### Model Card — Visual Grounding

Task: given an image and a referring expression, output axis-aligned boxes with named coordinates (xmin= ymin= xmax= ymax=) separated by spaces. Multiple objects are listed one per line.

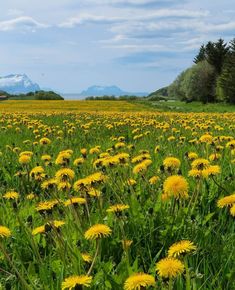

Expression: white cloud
xmin=205 ymin=21 xmax=235 ymax=32
xmin=103 ymin=43 xmax=166 ymax=52
xmin=59 ymin=14 xmax=122 ymax=28
xmin=0 ymin=16 xmax=49 ymax=32
xmin=59 ymin=9 xmax=209 ymax=28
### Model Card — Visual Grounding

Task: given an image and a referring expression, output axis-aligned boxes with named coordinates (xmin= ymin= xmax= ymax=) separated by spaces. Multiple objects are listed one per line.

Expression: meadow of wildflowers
xmin=0 ymin=101 xmax=234 ymax=290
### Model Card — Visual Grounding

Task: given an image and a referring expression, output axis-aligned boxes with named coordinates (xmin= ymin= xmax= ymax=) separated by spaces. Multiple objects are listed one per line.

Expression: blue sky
xmin=0 ymin=0 xmax=234 ymax=93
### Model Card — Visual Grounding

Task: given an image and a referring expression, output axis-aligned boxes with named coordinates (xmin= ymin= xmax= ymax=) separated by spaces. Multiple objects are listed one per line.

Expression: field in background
xmin=0 ymin=100 xmax=149 ymax=113
xmin=1 ymin=100 xmax=235 ymax=113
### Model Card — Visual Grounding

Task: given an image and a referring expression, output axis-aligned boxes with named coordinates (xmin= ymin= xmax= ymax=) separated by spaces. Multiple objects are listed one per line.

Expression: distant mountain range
xmin=0 ymin=74 xmax=40 ymax=94
xmin=0 ymin=74 xmax=148 ymax=98
xmin=80 ymin=85 xmax=148 ymax=97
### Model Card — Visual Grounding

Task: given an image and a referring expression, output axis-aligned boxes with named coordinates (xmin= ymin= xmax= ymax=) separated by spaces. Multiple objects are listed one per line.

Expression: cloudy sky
xmin=0 ymin=0 xmax=234 ymax=93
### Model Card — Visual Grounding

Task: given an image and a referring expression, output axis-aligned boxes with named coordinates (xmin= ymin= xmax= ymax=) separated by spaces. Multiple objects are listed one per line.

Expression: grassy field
xmin=139 ymin=100 xmax=235 ymax=113
xmin=0 ymin=101 xmax=234 ymax=290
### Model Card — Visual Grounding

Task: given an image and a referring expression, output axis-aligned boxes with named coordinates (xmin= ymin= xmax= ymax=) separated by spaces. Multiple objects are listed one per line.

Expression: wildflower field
xmin=0 ymin=101 xmax=234 ymax=290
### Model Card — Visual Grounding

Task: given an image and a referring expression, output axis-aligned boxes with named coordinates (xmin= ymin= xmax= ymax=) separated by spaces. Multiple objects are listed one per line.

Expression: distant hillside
xmin=80 ymin=85 xmax=148 ymax=97
xmin=0 ymin=74 xmax=40 ymax=94
xmin=148 ymin=86 xmax=169 ymax=100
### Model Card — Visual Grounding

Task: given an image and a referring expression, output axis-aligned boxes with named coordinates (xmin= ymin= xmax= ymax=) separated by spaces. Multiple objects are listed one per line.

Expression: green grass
xmin=137 ymin=100 xmax=235 ymax=113
xmin=0 ymin=108 xmax=234 ymax=290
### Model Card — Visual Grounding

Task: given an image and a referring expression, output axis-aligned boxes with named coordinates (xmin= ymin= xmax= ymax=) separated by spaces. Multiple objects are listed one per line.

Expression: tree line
xmin=168 ymin=38 xmax=235 ymax=104
xmin=0 ymin=90 xmax=64 ymax=100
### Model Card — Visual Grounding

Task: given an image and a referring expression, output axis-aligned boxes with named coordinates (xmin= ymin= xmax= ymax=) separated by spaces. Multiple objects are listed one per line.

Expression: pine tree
xmin=216 ymin=39 xmax=235 ymax=103
xmin=205 ymin=39 xmax=229 ymax=74
xmin=194 ymin=45 xmax=206 ymax=63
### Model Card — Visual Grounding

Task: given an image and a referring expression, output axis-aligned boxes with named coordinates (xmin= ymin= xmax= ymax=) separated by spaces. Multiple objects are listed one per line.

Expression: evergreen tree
xmin=216 ymin=38 xmax=235 ymax=104
xmin=194 ymin=39 xmax=229 ymax=74
xmin=194 ymin=45 xmax=206 ymax=63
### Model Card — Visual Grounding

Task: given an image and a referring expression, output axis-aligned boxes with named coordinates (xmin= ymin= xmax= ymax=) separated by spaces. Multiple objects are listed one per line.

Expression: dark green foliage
xmin=206 ymin=39 xmax=229 ymax=74
xmin=168 ymin=69 xmax=191 ymax=101
xmin=183 ymin=61 xmax=216 ymax=103
xmin=167 ymin=38 xmax=235 ymax=104
xmin=148 ymin=86 xmax=169 ymax=100
xmin=194 ymin=44 xmax=206 ymax=63
xmin=8 ymin=90 xmax=64 ymax=100
xmin=216 ymin=39 xmax=235 ymax=104
xmin=194 ymin=39 xmax=229 ymax=74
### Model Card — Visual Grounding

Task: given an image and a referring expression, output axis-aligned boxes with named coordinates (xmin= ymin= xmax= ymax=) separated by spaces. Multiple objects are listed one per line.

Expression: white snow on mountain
xmin=0 ymin=74 xmax=40 ymax=94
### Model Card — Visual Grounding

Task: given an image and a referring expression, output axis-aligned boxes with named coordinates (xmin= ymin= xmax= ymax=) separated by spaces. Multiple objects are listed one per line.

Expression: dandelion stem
xmin=87 ymin=240 xmax=100 ymax=276
xmin=184 ymin=257 xmax=191 ymax=290
xmin=211 ymin=176 xmax=229 ymax=194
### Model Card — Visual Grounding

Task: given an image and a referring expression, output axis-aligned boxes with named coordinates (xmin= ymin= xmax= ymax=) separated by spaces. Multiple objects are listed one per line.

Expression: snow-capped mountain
xmin=0 ymin=74 xmax=40 ymax=94
xmin=80 ymin=85 xmax=147 ymax=97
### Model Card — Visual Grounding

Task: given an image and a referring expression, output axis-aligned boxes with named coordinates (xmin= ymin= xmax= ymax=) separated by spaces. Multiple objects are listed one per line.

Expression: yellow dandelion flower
xmin=114 ymin=142 xmax=125 ymax=149
xmin=163 ymin=175 xmax=189 ymax=200
xmin=163 ymin=157 xmax=181 ymax=170
xmin=32 ymin=220 xmax=65 ymax=235
xmin=230 ymin=204 xmax=235 ymax=216
xmin=81 ymin=253 xmax=92 ymax=263
xmin=89 ymin=147 xmax=100 ymax=154
xmin=19 ymin=151 xmax=33 ymax=157
xmin=149 ymin=176 xmax=159 ymax=185
xmin=122 ymin=239 xmax=133 ymax=250
xmin=26 ymin=193 xmax=36 ymax=200
xmin=154 ymin=145 xmax=160 ymax=153
xmin=188 ymin=169 xmax=203 ymax=178
xmin=156 ymin=257 xmax=184 ymax=278
xmin=32 ymin=225 xmax=45 ymax=236
xmin=199 ymin=134 xmax=213 ymax=143
xmin=80 ymin=148 xmax=87 ymax=157
xmin=217 ymin=193 xmax=235 ymax=208
xmin=84 ymin=224 xmax=112 ymax=240
xmin=226 ymin=140 xmax=235 ymax=149
xmin=106 ymin=204 xmax=130 ymax=213
xmin=191 ymin=158 xmax=210 ymax=170
xmin=187 ymin=152 xmax=198 ymax=161
xmin=131 ymin=153 xmax=151 ymax=164
xmin=168 ymin=240 xmax=196 ymax=257
xmin=55 ymin=168 xmax=75 ymax=182
xmin=0 ymin=226 xmax=11 ymax=238
xmin=202 ymin=165 xmax=221 ymax=178
xmin=73 ymin=158 xmax=85 ymax=166
xmin=55 ymin=151 xmax=72 ymax=165
xmin=19 ymin=154 xmax=31 ymax=164
xmin=64 ymin=197 xmax=86 ymax=206
xmin=127 ymin=179 xmax=136 ymax=186
xmin=74 ymin=172 xmax=107 ymax=191
xmin=124 ymin=273 xmax=155 ymax=290
xmin=41 ymin=178 xmax=58 ymax=190
xmin=41 ymin=154 xmax=51 ymax=162
xmin=57 ymin=181 xmax=71 ymax=191
xmin=133 ymin=159 xmax=152 ymax=175
xmin=62 ymin=275 xmax=92 ymax=290
xmin=3 ymin=191 xmax=19 ymax=200
xmin=87 ymin=188 xmax=101 ymax=197
xmin=36 ymin=200 xmax=58 ymax=212
xmin=39 ymin=137 xmax=51 ymax=145
xmin=209 ymin=153 xmax=221 ymax=161
xmin=30 ymin=166 xmax=45 ymax=181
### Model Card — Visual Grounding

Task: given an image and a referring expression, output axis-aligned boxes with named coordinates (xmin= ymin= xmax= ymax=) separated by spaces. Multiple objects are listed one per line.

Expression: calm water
xmin=61 ymin=94 xmax=85 ymax=100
